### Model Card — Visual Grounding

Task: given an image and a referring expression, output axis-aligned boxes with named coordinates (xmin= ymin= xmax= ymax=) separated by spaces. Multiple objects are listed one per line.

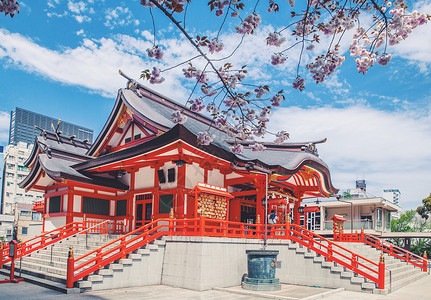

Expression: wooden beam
xmin=225 ymin=176 xmax=254 ymax=186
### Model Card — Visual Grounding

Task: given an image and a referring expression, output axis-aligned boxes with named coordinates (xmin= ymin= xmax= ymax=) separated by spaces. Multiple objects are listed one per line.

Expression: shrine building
xmin=21 ymin=71 xmax=338 ymax=233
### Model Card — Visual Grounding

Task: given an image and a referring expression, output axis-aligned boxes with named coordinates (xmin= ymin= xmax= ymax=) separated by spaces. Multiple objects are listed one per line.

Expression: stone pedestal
xmin=243 ymin=250 xmax=281 ymax=291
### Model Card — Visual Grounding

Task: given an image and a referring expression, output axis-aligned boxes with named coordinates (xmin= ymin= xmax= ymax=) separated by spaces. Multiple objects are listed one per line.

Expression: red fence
xmin=336 ymin=231 xmax=427 ymax=272
xmin=0 ymin=219 xmax=126 ymax=268
xmin=66 ymin=217 xmax=386 ymax=289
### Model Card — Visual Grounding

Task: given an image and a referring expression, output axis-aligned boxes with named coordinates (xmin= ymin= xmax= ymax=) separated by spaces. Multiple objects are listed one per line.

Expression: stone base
xmin=242 ymin=277 xmax=282 ymax=291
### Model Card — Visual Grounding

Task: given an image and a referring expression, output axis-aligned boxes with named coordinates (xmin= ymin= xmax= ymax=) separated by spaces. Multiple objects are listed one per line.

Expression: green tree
xmin=390 ymin=209 xmax=431 ymax=256
xmin=417 ymin=193 xmax=431 ymax=220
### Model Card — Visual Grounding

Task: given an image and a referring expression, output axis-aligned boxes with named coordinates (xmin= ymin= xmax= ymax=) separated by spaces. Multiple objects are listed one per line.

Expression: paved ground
xmin=0 ymin=273 xmax=431 ymax=300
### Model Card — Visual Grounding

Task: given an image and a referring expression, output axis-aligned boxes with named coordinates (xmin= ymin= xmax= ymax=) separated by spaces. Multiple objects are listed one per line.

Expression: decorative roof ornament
xmin=301 ymin=142 xmax=319 ymax=156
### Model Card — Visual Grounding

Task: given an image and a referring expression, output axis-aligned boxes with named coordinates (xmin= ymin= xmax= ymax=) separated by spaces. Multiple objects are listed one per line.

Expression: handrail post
xmin=360 ymin=227 xmax=364 ymax=242
xmin=200 ymin=215 xmax=205 ymax=236
xmin=352 ymin=254 xmax=357 ymax=271
xmin=66 ymin=247 xmax=75 ymax=288
xmin=378 ymin=253 xmax=385 ymax=290
xmin=169 ymin=214 xmax=174 ymax=236
xmin=423 ymin=251 xmax=427 ymax=272
xmin=223 ymin=221 xmax=227 ymax=237
xmin=328 ymin=244 xmax=332 ymax=262
xmin=0 ymin=241 xmax=3 ymax=268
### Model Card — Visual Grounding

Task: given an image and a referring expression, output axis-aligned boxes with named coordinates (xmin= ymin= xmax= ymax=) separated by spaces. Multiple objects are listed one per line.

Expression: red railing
xmin=83 ymin=219 xmax=126 ymax=234
xmin=0 ymin=219 xmax=127 ymax=268
xmin=32 ymin=200 xmax=44 ymax=213
xmin=336 ymin=231 xmax=427 ymax=272
xmin=66 ymin=217 xmax=385 ymax=289
xmin=1 ymin=222 xmax=85 ymax=268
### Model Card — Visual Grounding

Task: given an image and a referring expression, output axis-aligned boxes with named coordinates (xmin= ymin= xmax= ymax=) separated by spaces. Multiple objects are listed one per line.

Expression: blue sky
xmin=0 ymin=0 xmax=430 ymax=210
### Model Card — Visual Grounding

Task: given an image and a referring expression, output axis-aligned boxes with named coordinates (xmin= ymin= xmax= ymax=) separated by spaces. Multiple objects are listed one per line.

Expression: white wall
xmin=186 ymin=163 xmax=204 ymax=189
xmin=73 ymin=195 xmax=82 ymax=213
xmin=207 ymin=169 xmax=223 ymax=187
xmin=135 ymin=167 xmax=154 ymax=189
xmin=44 ymin=217 xmax=66 ymax=231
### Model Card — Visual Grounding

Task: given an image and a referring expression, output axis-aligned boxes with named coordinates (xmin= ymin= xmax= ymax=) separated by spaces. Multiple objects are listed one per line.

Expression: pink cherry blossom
xmin=171 ymin=110 xmax=187 ymax=124
xmin=197 ymin=131 xmax=215 ymax=145
xmin=250 ymin=143 xmax=266 ymax=152
xmin=146 ymin=46 xmax=163 ymax=60
xmin=230 ymin=143 xmax=244 ymax=154
xmin=292 ymin=77 xmax=305 ymax=91
xmin=271 ymin=53 xmax=287 ymax=66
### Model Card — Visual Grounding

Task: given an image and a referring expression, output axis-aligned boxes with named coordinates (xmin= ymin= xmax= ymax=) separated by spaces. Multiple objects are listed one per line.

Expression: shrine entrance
xmin=135 ymin=193 xmax=153 ymax=228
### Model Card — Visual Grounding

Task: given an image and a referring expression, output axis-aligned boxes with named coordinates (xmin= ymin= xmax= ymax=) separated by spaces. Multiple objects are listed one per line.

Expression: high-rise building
xmin=356 ymin=180 xmax=366 ymax=192
xmin=1 ymin=142 xmax=44 ymax=214
xmin=1 ymin=107 xmax=94 ymax=216
xmin=383 ymin=189 xmax=401 ymax=207
xmin=9 ymin=107 xmax=93 ymax=145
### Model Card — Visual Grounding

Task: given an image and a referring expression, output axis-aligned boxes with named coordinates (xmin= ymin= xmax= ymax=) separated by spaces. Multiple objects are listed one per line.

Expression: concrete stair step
xmin=109 ymin=263 xmax=124 ymax=271
xmin=390 ymin=272 xmax=428 ymax=291
xmin=28 ymin=252 xmax=97 ymax=263
xmin=361 ymin=282 xmax=376 ymax=290
xmin=391 ymin=268 xmax=425 ymax=282
xmin=21 ymin=256 xmax=67 ymax=269
xmin=96 ymin=268 xmax=114 ymax=276
xmin=1 ymin=262 xmax=66 ymax=284
xmin=0 ymin=268 xmax=79 ymax=294
xmin=145 ymin=244 xmax=159 ymax=251
xmin=137 ymin=248 xmax=151 ymax=255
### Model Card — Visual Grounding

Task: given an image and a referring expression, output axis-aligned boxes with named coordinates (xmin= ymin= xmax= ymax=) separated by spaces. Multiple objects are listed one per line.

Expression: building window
xmin=20 ymin=210 xmax=31 ymax=217
xmin=134 ymin=133 xmax=141 ymax=140
xmin=17 ymin=166 xmax=28 ymax=172
xmin=167 ymin=168 xmax=175 ymax=183
xmin=376 ymin=208 xmax=382 ymax=229
xmin=32 ymin=212 xmax=42 ymax=221
xmin=116 ymin=200 xmax=127 ymax=216
xmin=49 ymin=196 xmax=61 ymax=213
xmin=386 ymin=211 xmax=391 ymax=230
xmin=136 ymin=194 xmax=153 ymax=201
xmin=83 ymin=197 xmax=110 ymax=216
xmin=21 ymin=227 xmax=28 ymax=235
xmin=159 ymin=194 xmax=173 ymax=214
xmin=125 ymin=137 xmax=132 ymax=143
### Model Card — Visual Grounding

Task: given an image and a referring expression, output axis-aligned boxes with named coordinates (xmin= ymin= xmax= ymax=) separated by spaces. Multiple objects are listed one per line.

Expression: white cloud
xmin=75 ymin=15 xmax=91 ymax=23
xmin=391 ymin=1 xmax=431 ymax=68
xmin=0 ymin=111 xmax=10 ymax=144
xmin=67 ymin=1 xmax=86 ymax=14
xmin=269 ymin=106 xmax=431 ymax=210
xmin=0 ymin=29 xmax=194 ymax=100
xmin=104 ymin=7 xmax=139 ymax=29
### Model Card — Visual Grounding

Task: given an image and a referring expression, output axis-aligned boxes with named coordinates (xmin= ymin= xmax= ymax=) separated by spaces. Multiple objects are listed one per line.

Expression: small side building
xmin=300 ymin=186 xmax=400 ymax=236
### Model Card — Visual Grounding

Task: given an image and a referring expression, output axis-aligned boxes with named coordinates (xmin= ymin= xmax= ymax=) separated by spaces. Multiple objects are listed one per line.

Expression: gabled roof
xmin=19 ymin=131 xmax=128 ymax=191
xmin=22 ymin=72 xmax=338 ymax=197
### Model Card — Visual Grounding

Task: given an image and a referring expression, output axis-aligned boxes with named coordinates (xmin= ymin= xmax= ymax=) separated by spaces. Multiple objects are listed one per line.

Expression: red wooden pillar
xmin=204 ymin=168 xmax=208 ymax=184
xmin=128 ymin=169 xmax=136 ymax=232
xmin=66 ymin=247 xmax=75 ymax=288
xmin=378 ymin=253 xmax=385 ymax=289
xmin=176 ymin=164 xmax=186 ymax=218
xmin=255 ymin=179 xmax=265 ymax=224
xmin=153 ymin=164 xmax=160 ymax=219
xmin=66 ymin=188 xmax=74 ymax=225
xmin=293 ymin=200 xmax=301 ymax=226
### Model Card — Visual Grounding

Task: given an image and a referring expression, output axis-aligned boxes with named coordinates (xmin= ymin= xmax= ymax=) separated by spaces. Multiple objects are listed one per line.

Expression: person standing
xmin=268 ymin=210 xmax=277 ymax=235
